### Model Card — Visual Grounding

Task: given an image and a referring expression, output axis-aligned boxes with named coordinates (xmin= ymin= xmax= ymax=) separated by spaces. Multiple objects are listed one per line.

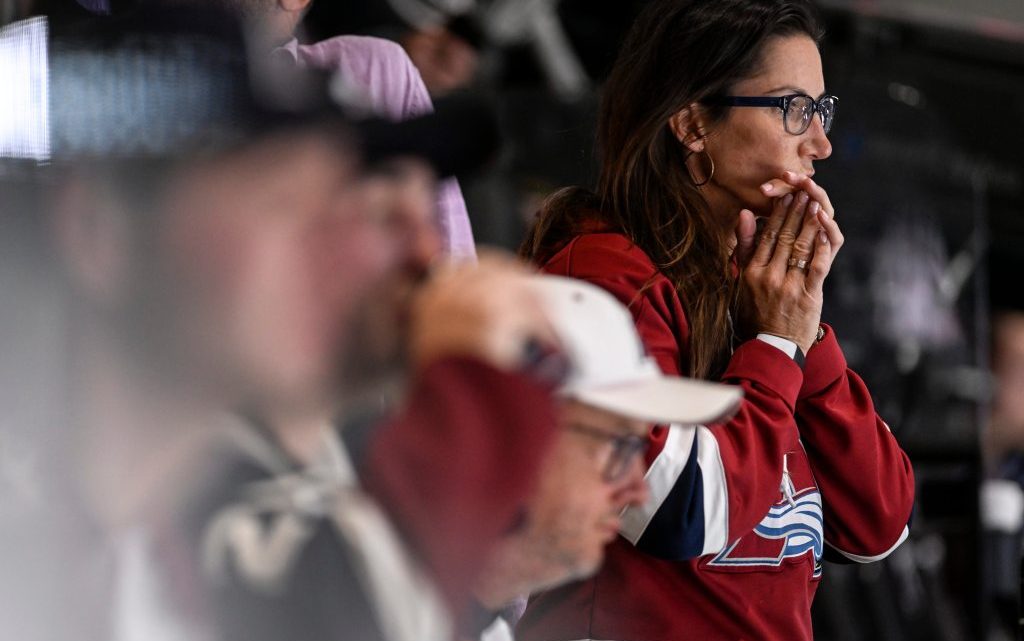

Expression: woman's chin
xmin=704 ymin=183 xmax=771 ymax=219
xmin=741 ymin=195 xmax=770 ymax=218
xmin=742 ymin=193 xmax=774 ymax=218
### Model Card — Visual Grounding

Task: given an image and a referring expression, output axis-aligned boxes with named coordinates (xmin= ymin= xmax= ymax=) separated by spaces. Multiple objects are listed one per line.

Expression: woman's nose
xmin=801 ymin=115 xmax=832 ymax=162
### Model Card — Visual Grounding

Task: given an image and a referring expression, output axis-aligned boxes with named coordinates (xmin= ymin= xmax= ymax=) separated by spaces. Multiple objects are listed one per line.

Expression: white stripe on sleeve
xmin=617 ymin=424 xmax=730 ymax=557
xmin=696 ymin=425 xmax=729 ymax=555
xmin=826 ymin=525 xmax=910 ymax=563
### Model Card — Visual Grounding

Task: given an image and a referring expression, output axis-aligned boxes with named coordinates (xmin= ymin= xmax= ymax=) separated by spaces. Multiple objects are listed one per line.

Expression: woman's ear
xmin=669 ymin=104 xmax=709 ymax=153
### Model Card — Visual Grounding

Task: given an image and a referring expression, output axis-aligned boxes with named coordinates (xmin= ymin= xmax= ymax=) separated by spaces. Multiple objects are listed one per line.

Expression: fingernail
xmin=808 ymin=201 xmax=820 ymax=215
xmin=819 ymin=231 xmax=828 ymax=244
xmin=784 ymin=170 xmax=796 ymax=179
xmin=782 ymin=193 xmax=793 ymax=206
xmin=761 ymin=183 xmax=773 ymax=194
xmin=797 ymin=191 xmax=809 ymax=204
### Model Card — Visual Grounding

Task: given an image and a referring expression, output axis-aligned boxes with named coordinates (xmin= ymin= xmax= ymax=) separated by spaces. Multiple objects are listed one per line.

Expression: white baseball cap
xmin=527 ymin=275 xmax=742 ymax=426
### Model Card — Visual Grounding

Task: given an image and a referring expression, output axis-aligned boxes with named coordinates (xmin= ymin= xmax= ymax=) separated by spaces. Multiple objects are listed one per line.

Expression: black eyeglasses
xmin=706 ymin=93 xmax=838 ymax=135
xmin=568 ymin=423 xmax=648 ymax=482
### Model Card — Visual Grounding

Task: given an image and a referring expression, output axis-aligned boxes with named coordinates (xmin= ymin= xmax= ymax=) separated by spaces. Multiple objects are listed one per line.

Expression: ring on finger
xmin=787 ymin=257 xmax=809 ymax=270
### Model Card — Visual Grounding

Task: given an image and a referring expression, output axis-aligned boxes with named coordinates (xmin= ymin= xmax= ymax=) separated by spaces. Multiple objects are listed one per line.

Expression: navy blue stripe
xmin=636 ymin=430 xmax=706 ymax=560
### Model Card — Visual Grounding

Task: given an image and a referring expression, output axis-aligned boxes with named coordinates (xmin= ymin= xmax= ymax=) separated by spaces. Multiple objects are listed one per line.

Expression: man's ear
xmin=52 ymin=175 xmax=133 ymax=308
xmin=668 ymin=104 xmax=710 ymax=153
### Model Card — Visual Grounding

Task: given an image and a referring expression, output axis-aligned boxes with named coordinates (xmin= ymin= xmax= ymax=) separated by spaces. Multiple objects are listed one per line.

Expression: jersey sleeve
xmin=541 ymin=234 xmax=804 ymax=560
xmin=795 ymin=325 xmax=915 ymax=562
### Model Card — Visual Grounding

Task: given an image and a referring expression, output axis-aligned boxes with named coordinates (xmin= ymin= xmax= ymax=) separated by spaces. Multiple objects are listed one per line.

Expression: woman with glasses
xmin=515 ymin=1 xmax=915 ymax=640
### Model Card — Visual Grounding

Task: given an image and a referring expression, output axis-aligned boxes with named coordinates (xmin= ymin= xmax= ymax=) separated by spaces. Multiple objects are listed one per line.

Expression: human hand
xmin=403 ymin=27 xmax=479 ymax=96
xmin=737 ymin=191 xmax=833 ymax=354
xmin=759 ymin=171 xmax=834 ymax=216
xmin=728 ymin=208 xmax=758 ymax=268
xmin=759 ymin=171 xmax=843 ymax=264
xmin=407 ymin=251 xmax=561 ymax=373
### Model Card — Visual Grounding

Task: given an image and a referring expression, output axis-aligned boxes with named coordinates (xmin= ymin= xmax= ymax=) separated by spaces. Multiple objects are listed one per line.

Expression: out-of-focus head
xmin=336 ymin=98 xmax=500 ymax=392
xmin=391 ymin=3 xmax=484 ymax=96
xmin=335 ymin=156 xmax=443 ymax=394
xmin=120 ymin=129 xmax=394 ymax=409
xmin=994 ymin=312 xmax=1024 ymax=417
xmin=508 ymin=399 xmax=651 ymax=586
xmin=11 ymin=7 xmax=382 ymax=408
xmin=988 ymin=312 xmax=1024 ymax=457
xmin=401 ymin=15 xmax=482 ymax=97
xmin=1 ymin=7 xmax=499 ymax=410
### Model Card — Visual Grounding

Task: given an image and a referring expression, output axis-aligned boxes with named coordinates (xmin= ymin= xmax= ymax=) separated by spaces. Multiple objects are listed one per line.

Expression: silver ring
xmin=787 ymin=257 xmax=809 ymax=270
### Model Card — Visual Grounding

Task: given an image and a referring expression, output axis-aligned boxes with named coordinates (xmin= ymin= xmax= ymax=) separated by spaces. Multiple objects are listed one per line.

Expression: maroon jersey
xmin=518 ymin=231 xmax=914 ymax=641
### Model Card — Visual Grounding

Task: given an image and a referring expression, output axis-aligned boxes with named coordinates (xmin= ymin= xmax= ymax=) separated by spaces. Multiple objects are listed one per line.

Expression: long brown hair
xmin=522 ymin=0 xmax=823 ymax=379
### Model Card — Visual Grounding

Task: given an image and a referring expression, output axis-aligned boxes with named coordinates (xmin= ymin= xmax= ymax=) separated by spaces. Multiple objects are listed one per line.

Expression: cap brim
xmin=570 ymin=377 xmax=743 ymax=426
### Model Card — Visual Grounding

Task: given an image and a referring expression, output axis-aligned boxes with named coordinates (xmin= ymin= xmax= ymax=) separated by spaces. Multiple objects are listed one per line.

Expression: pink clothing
xmin=280 ymin=36 xmax=477 ymax=261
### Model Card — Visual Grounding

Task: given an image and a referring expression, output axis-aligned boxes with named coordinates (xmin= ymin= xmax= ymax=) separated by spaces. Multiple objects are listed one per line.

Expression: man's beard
xmin=337 ymin=283 xmax=411 ymax=398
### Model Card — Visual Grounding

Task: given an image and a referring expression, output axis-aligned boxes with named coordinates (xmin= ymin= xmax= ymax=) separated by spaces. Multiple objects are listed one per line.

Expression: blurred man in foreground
xmin=0 ymin=8 xmax=554 ymax=640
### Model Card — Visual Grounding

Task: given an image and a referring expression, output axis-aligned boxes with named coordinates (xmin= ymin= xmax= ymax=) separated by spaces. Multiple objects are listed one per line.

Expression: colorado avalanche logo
xmin=707 ymin=488 xmax=824 ymax=578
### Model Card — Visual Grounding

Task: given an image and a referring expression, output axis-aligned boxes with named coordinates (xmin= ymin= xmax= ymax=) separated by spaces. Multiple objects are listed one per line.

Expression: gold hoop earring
xmin=688 ymin=149 xmax=715 ymax=187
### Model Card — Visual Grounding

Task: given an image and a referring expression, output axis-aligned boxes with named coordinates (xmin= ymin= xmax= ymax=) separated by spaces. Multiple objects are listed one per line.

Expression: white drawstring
xmin=780 ymin=453 xmax=797 ymax=507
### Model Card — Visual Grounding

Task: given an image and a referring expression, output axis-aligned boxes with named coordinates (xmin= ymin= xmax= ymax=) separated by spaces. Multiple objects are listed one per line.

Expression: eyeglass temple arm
xmin=705 ymin=96 xmax=787 ymax=108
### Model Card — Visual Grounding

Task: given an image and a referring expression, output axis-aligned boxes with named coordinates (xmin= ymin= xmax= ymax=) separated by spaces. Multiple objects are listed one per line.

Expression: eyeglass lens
xmin=604 ymin=437 xmax=648 ymax=482
xmin=785 ymin=95 xmax=834 ymax=135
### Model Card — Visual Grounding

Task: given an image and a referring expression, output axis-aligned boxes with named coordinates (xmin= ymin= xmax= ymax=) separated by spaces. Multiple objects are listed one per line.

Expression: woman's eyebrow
xmin=763 ymin=84 xmax=808 ymax=95
xmin=761 ymin=85 xmax=830 ymax=100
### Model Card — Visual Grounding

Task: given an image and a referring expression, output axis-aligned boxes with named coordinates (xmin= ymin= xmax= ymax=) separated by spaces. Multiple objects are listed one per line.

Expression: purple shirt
xmin=280 ymin=36 xmax=477 ymax=261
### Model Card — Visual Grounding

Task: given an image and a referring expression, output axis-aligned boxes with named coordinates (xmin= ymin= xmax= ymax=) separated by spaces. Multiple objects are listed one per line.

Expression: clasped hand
xmin=729 ymin=172 xmax=845 ymax=355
